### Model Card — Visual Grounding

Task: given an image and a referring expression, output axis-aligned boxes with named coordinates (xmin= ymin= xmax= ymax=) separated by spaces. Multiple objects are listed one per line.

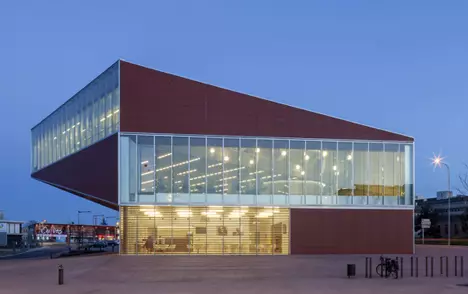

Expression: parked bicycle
xmin=376 ymin=256 xmax=399 ymax=279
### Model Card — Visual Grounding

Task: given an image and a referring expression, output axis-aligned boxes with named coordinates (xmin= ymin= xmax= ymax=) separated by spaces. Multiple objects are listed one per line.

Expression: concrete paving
xmin=0 ymin=245 xmax=467 ymax=293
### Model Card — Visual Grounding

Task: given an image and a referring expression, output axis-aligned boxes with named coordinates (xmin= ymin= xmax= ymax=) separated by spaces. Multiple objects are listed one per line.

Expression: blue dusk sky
xmin=1 ymin=1 xmax=467 ymax=223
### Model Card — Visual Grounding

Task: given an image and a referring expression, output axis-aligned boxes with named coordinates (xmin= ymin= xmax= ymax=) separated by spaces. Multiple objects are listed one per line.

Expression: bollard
xmin=381 ymin=258 xmax=384 ymax=278
xmin=400 ymin=257 xmax=404 ymax=278
xmin=431 ymin=257 xmax=434 ymax=277
xmin=455 ymin=256 xmax=458 ymax=277
xmin=460 ymin=256 xmax=463 ymax=277
xmin=365 ymin=257 xmax=372 ymax=278
xmin=58 ymin=264 xmax=64 ymax=285
xmin=411 ymin=256 xmax=413 ymax=277
xmin=425 ymin=256 xmax=429 ymax=277
xmin=461 ymin=256 xmax=464 ymax=277
xmin=347 ymin=264 xmax=356 ymax=278
xmin=416 ymin=257 xmax=419 ymax=277
xmin=446 ymin=256 xmax=449 ymax=277
xmin=440 ymin=256 xmax=443 ymax=276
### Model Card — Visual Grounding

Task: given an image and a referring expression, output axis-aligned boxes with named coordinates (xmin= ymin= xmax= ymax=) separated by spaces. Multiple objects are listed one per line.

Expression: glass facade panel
xmin=353 ymin=143 xmax=369 ymax=205
xmin=172 ymin=137 xmax=189 ymax=202
xmin=257 ymin=140 xmax=273 ymax=204
xmin=138 ymin=136 xmax=155 ymax=200
xmin=207 ymin=138 xmax=223 ymax=203
xmin=369 ymin=143 xmax=384 ymax=205
xmin=322 ymin=142 xmax=338 ymax=204
xmin=31 ymin=61 xmax=119 ymax=172
xmin=289 ymin=140 xmax=305 ymax=205
xmin=305 ymin=141 xmax=321 ymax=205
xmin=154 ymin=136 xmax=172 ymax=200
xmin=337 ymin=142 xmax=353 ymax=205
xmin=189 ymin=137 xmax=206 ymax=201
xmin=120 ymin=205 xmax=289 ymax=255
xmin=223 ymin=138 xmax=240 ymax=202
xmin=402 ymin=144 xmax=414 ymax=205
xmin=240 ymin=139 xmax=256 ymax=204
xmin=119 ymin=134 xmax=414 ymax=208
xmin=383 ymin=143 xmax=399 ymax=206
xmin=273 ymin=140 xmax=288 ymax=205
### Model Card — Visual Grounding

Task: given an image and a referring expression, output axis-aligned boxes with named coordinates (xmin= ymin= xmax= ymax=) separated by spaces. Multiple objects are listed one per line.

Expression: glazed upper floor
xmin=31 ymin=60 xmax=413 ymax=173
xmin=120 ymin=133 xmax=414 ymax=207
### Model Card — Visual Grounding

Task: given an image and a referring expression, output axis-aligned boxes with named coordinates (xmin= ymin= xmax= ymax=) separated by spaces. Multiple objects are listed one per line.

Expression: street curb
xmin=0 ymin=248 xmax=43 ymax=259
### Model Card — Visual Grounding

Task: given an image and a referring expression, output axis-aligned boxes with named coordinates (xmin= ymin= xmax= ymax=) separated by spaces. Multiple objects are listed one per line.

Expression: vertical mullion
xmin=238 ymin=137 xmax=241 ymax=206
xmin=255 ymin=139 xmax=258 ymax=206
xmin=170 ymin=136 xmax=173 ymax=201
xmin=271 ymin=141 xmax=274 ymax=206
xmin=319 ymin=141 xmax=323 ymax=205
xmin=366 ymin=143 xmax=370 ymax=205
xmin=205 ymin=137 xmax=207 ymax=201
xmin=351 ymin=142 xmax=355 ymax=205
xmin=272 ymin=140 xmax=275 ymax=206
xmin=188 ymin=136 xmax=191 ymax=205
xmin=221 ymin=138 xmax=224 ymax=255
xmin=153 ymin=136 xmax=156 ymax=203
xmin=287 ymin=140 xmax=290 ymax=206
xmin=336 ymin=142 xmax=338 ymax=205
xmin=135 ymin=136 xmax=139 ymax=203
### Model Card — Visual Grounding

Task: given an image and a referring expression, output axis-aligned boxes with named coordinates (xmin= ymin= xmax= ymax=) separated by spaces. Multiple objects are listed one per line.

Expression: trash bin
xmin=347 ymin=264 xmax=356 ymax=278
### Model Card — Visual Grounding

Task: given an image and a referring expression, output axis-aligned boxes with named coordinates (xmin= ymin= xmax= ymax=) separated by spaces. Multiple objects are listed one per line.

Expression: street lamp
xmin=77 ymin=210 xmax=92 ymax=225
xmin=77 ymin=211 xmax=91 ymax=248
xmin=92 ymin=214 xmax=105 ymax=226
xmin=432 ymin=155 xmax=451 ymax=245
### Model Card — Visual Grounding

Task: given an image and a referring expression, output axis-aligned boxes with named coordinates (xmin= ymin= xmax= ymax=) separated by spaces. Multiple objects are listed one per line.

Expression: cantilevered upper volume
xmin=119 ymin=60 xmax=413 ymax=142
xmin=31 ymin=60 xmax=413 ymax=210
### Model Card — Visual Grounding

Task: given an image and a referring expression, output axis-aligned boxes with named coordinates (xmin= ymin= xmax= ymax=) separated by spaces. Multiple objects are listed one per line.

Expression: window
xmin=224 ymin=138 xmax=240 ymax=199
xmin=154 ymin=136 xmax=172 ymax=197
xmin=172 ymin=137 xmax=189 ymax=199
xmin=289 ymin=140 xmax=305 ymax=204
xmin=257 ymin=140 xmax=273 ymax=203
xmin=305 ymin=141 xmax=321 ymax=204
xmin=369 ymin=143 xmax=384 ymax=205
xmin=337 ymin=142 xmax=353 ymax=205
xmin=322 ymin=142 xmax=338 ymax=204
xmin=138 ymin=136 xmax=154 ymax=195
xmin=273 ymin=140 xmax=288 ymax=205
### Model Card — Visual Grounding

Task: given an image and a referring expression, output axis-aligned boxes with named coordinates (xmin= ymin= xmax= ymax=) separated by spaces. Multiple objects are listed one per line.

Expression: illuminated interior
xmin=31 ymin=62 xmax=120 ymax=172
xmin=120 ymin=134 xmax=414 ymax=206
xmin=120 ymin=206 xmax=290 ymax=255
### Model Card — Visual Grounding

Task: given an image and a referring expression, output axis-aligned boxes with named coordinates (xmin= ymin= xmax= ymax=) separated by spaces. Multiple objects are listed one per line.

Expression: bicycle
xmin=376 ymin=256 xmax=399 ymax=279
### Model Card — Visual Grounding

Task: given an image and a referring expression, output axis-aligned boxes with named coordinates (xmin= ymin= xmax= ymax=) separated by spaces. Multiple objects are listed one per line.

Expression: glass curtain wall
xmin=119 ymin=134 xmax=414 ymax=206
xmin=31 ymin=62 xmax=120 ymax=172
xmin=120 ymin=206 xmax=290 ymax=255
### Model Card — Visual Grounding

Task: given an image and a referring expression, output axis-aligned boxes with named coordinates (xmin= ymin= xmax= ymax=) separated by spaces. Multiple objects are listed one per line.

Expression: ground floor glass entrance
xmin=120 ymin=206 xmax=290 ymax=255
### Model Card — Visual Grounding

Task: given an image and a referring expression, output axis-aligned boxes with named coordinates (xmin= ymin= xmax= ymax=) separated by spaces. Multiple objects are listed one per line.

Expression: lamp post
xmin=92 ymin=214 xmax=105 ymax=226
xmin=77 ymin=211 xmax=91 ymax=248
xmin=432 ymin=155 xmax=451 ymax=245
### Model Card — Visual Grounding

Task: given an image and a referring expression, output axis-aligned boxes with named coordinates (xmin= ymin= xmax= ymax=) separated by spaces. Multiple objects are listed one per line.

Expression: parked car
xmin=106 ymin=240 xmax=119 ymax=246
xmin=83 ymin=241 xmax=107 ymax=250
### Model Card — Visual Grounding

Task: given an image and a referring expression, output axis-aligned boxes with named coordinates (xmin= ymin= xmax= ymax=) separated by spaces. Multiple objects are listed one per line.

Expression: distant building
xmin=0 ymin=219 xmax=24 ymax=248
xmin=25 ymin=222 xmax=117 ymax=244
xmin=415 ymin=193 xmax=468 ymax=237
xmin=437 ymin=191 xmax=453 ymax=200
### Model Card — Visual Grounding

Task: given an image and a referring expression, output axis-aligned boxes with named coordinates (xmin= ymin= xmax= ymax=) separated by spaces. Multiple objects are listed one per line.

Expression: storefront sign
xmin=0 ymin=223 xmax=6 ymax=232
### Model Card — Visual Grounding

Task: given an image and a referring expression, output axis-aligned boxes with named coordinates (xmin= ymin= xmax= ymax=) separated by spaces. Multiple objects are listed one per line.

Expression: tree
xmin=100 ymin=217 xmax=108 ymax=226
xmin=457 ymin=163 xmax=468 ymax=195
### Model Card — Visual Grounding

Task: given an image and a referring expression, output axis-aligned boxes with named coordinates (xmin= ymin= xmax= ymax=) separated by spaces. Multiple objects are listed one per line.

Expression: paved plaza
xmin=0 ymin=245 xmax=467 ymax=294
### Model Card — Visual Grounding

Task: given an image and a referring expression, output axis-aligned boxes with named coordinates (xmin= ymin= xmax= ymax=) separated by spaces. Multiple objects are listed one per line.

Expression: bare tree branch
xmin=457 ymin=162 xmax=468 ymax=195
